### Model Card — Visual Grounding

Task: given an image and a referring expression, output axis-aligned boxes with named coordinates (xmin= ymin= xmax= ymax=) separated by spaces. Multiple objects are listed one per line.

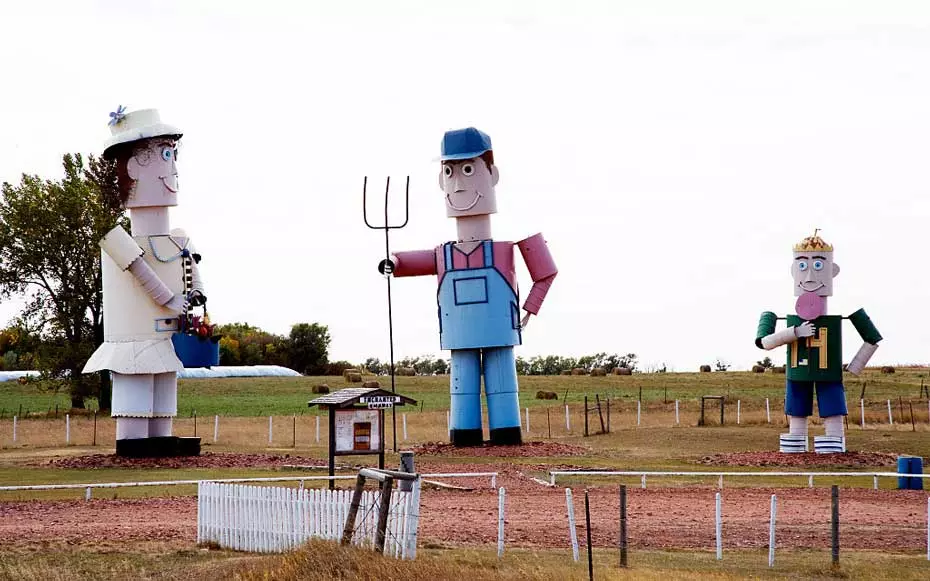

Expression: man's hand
xmin=378 ymin=258 xmax=396 ymax=276
xmin=520 ymin=312 xmax=532 ymax=330
xmin=794 ymin=321 xmax=815 ymax=338
xmin=164 ymin=294 xmax=189 ymax=316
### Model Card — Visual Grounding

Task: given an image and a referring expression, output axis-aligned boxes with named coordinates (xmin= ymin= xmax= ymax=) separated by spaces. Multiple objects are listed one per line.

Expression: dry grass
xmin=5 ymin=542 xmax=925 ymax=581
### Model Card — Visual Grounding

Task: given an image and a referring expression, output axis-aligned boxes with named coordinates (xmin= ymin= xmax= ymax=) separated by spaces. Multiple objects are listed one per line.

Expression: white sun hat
xmin=103 ymin=106 xmax=183 ymax=158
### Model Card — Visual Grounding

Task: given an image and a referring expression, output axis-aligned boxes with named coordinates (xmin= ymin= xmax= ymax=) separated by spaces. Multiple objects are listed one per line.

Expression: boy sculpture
xmin=755 ymin=231 xmax=882 ymax=453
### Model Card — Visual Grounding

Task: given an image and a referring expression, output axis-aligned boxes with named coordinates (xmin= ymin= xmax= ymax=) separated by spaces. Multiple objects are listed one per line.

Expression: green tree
xmin=0 ymin=154 xmax=126 ymax=408
xmin=287 ymin=323 xmax=331 ymax=375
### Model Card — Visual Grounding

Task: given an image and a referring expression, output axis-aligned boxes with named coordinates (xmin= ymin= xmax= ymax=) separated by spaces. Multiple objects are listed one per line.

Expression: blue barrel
xmin=897 ymin=456 xmax=911 ymax=490
xmin=909 ymin=457 xmax=924 ymax=491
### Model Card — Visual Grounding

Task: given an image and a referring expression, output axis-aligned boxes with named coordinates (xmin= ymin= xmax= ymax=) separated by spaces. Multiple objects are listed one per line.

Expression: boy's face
xmin=791 ymin=250 xmax=839 ymax=297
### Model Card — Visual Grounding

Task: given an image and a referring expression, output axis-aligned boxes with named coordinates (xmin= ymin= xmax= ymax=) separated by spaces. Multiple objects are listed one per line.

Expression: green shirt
xmin=755 ymin=308 xmax=882 ymax=383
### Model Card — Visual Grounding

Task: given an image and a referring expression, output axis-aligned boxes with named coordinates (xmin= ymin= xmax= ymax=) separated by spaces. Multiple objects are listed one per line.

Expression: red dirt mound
xmin=412 ymin=440 xmax=590 ymax=457
xmin=697 ymin=451 xmax=899 ymax=468
xmin=37 ymin=453 xmax=327 ymax=470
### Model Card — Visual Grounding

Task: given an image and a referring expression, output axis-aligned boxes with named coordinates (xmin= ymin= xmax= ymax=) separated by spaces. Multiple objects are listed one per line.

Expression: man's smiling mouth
xmin=446 ymin=192 xmax=482 ymax=211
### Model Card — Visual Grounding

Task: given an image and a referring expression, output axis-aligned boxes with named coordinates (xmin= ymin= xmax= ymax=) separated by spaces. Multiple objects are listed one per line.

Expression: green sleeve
xmin=849 ymin=308 xmax=882 ymax=344
xmin=755 ymin=311 xmax=777 ymax=349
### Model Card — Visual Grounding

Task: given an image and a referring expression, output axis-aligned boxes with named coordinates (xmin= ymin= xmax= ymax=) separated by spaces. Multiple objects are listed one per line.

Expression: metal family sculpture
xmin=755 ymin=231 xmax=882 ymax=454
xmin=83 ymin=106 xmax=217 ymax=457
xmin=380 ymin=128 xmax=558 ymax=446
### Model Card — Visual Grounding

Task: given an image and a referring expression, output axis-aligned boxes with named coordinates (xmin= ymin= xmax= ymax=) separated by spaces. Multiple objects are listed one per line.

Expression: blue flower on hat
xmin=108 ymin=105 xmax=127 ymax=126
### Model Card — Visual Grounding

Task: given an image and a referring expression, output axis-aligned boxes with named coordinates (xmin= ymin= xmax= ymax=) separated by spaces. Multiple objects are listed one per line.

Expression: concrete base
xmin=449 ymin=428 xmax=484 ymax=447
xmin=489 ymin=426 xmax=522 ymax=446
xmin=116 ymin=436 xmax=201 ymax=458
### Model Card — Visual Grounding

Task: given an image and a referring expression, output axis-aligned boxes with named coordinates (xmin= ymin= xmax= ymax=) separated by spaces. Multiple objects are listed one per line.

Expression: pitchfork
xmin=363 ymin=176 xmax=410 ymax=453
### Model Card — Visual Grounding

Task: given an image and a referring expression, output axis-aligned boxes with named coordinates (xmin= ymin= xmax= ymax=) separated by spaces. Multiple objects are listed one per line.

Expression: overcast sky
xmin=2 ymin=1 xmax=930 ymax=371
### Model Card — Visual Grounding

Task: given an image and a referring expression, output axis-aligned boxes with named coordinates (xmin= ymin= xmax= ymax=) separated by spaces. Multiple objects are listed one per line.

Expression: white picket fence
xmin=197 ymin=480 xmax=422 ymax=558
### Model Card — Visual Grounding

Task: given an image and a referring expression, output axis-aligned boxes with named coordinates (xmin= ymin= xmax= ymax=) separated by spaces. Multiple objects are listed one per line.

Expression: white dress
xmin=83 ymin=229 xmax=195 ymax=375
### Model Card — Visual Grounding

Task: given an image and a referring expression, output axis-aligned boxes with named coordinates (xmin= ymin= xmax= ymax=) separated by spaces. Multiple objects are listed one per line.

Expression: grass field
xmin=3 ymin=368 xmax=929 ymax=418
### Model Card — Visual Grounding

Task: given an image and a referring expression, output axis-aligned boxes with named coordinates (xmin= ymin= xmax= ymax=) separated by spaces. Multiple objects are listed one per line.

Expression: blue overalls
xmin=438 ymin=240 xmax=522 ymax=446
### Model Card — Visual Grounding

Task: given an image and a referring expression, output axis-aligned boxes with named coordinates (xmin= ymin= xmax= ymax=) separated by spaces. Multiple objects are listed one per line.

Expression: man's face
xmin=439 ymin=157 xmax=499 ymax=218
xmin=125 ymin=138 xmax=180 ymax=208
xmin=792 ymin=250 xmax=839 ymax=297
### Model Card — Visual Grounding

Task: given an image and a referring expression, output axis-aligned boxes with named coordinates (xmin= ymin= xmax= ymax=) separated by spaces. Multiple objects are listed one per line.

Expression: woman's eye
xmin=461 ymin=163 xmax=474 ymax=176
xmin=161 ymin=148 xmax=173 ymax=161
xmin=443 ymin=165 xmax=453 ymax=178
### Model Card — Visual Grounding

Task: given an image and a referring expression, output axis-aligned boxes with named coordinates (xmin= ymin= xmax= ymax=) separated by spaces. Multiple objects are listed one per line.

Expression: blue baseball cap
xmin=439 ymin=127 xmax=492 ymax=161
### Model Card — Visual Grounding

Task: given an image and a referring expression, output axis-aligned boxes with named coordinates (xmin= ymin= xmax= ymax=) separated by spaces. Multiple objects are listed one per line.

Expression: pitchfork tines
xmin=362 ymin=176 xmax=410 ymax=231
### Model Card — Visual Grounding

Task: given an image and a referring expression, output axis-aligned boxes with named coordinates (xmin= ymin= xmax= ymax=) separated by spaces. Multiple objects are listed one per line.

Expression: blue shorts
xmin=785 ymin=380 xmax=847 ymax=417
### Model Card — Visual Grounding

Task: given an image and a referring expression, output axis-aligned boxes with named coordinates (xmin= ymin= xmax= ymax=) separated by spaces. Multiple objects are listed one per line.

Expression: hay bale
xmin=752 ymin=365 xmax=765 ymax=373
xmin=397 ymin=367 xmax=416 ymax=376
xmin=771 ymin=366 xmax=786 ymax=374
xmin=699 ymin=365 xmax=712 ymax=373
xmin=612 ymin=367 xmax=632 ymax=376
xmin=363 ymin=380 xmax=380 ymax=388
xmin=345 ymin=372 xmax=362 ymax=383
xmin=311 ymin=384 xmax=330 ymax=394
xmin=571 ymin=368 xmax=585 ymax=376
xmin=535 ymin=390 xmax=558 ymax=400
xmin=342 ymin=368 xmax=360 ymax=381
xmin=590 ymin=368 xmax=607 ymax=377
xmin=881 ymin=366 xmax=895 ymax=374
xmin=560 ymin=370 xmax=572 ymax=376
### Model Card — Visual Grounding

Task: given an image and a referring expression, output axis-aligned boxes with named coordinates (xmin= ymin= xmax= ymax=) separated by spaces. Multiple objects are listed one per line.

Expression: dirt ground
xmin=1 ymin=453 xmax=927 ymax=553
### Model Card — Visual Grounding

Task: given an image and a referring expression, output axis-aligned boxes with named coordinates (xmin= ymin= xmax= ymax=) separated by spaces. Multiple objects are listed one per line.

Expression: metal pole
xmin=619 ymin=485 xmax=628 ymax=568
xmin=675 ymin=400 xmax=679 ymax=425
xmin=565 ymin=404 xmax=570 ymax=432
xmin=584 ymin=396 xmax=589 ymax=437
xmin=383 ymin=177 xmax=398 ymax=454
xmin=766 ymin=398 xmax=771 ymax=423
xmin=585 ymin=489 xmax=594 ymax=580
xmin=566 ymin=488 xmax=579 ymax=562
xmin=887 ymin=400 xmax=893 ymax=425
xmin=315 ymin=415 xmax=320 ymax=443
xmin=768 ymin=494 xmax=777 ymax=567
xmin=736 ymin=401 xmax=740 ymax=425
xmin=403 ymin=413 xmax=408 ymax=441
xmin=831 ymin=485 xmax=839 ymax=567
xmin=65 ymin=414 xmax=70 ymax=445
xmin=860 ymin=399 xmax=865 ymax=428
xmin=498 ymin=487 xmax=506 ymax=558
xmin=213 ymin=415 xmax=219 ymax=443
xmin=715 ymin=492 xmax=722 ymax=560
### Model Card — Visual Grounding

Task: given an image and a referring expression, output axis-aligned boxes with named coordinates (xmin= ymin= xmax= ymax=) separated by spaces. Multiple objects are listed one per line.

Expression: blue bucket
xmin=172 ymin=333 xmax=220 ymax=368
xmin=897 ymin=456 xmax=911 ymax=490
xmin=909 ymin=457 xmax=924 ymax=491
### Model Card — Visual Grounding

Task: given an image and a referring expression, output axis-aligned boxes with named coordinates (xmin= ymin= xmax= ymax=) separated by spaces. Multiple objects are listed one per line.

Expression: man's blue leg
xmin=483 ymin=346 xmax=522 ymax=445
xmin=450 ymin=349 xmax=483 ymax=446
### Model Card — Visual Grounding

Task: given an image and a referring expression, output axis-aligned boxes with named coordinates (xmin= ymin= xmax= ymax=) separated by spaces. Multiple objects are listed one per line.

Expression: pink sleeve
xmin=394 ymin=249 xmax=438 ymax=277
xmin=517 ymin=233 xmax=558 ymax=314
